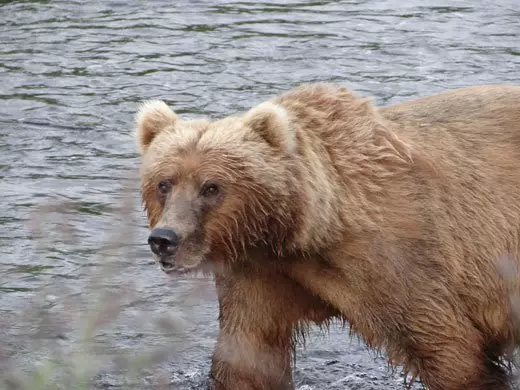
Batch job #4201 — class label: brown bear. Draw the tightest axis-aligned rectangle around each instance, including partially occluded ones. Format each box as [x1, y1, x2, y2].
[135, 83, 520, 390]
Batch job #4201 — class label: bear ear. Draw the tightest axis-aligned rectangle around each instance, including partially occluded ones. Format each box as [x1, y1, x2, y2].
[135, 100, 177, 154]
[243, 102, 295, 152]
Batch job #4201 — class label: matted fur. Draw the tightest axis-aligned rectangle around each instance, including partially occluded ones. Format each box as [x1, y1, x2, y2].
[136, 83, 520, 390]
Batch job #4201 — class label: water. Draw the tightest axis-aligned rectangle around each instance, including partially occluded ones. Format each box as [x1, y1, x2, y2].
[1, 0, 519, 388]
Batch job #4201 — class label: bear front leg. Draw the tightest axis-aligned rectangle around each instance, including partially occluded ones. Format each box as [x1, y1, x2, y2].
[209, 270, 299, 390]
[209, 331, 293, 390]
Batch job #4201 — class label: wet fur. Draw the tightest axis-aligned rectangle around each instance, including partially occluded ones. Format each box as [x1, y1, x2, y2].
[137, 83, 520, 390]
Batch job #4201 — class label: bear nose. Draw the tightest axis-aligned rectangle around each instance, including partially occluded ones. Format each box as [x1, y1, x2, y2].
[148, 228, 180, 257]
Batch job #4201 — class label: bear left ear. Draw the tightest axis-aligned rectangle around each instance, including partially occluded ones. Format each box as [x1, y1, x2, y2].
[243, 102, 295, 152]
[135, 100, 177, 155]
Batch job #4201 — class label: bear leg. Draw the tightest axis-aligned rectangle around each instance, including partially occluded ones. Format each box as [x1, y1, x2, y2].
[406, 323, 512, 390]
[209, 270, 297, 390]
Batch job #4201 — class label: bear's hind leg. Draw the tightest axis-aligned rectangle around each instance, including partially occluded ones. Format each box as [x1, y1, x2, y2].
[409, 329, 512, 390]
[473, 343, 512, 390]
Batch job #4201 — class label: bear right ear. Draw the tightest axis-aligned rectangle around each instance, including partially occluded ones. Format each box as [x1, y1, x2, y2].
[243, 102, 295, 153]
[135, 100, 177, 154]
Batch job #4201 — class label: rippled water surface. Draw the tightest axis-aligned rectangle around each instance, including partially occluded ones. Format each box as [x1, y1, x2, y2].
[1, 0, 519, 388]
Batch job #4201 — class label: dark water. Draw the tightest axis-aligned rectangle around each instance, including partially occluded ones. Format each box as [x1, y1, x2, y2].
[1, 0, 519, 388]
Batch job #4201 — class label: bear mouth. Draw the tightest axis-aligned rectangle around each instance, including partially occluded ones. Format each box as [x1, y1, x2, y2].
[155, 250, 209, 275]
[154, 256, 200, 274]
[158, 259, 196, 274]
[152, 240, 211, 275]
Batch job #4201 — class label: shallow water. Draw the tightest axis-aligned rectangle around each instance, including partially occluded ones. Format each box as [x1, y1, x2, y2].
[1, 0, 519, 388]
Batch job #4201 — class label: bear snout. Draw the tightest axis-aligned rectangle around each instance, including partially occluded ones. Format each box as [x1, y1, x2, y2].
[147, 227, 181, 258]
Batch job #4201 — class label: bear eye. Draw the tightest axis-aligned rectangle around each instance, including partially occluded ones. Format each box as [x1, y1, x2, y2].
[157, 180, 172, 196]
[201, 182, 219, 197]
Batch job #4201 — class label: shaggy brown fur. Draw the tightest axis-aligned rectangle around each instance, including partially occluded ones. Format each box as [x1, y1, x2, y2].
[136, 83, 520, 390]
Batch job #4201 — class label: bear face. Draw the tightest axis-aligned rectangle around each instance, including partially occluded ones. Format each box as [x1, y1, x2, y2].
[136, 99, 301, 274]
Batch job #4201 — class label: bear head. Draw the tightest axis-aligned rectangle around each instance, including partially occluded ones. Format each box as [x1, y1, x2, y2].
[136, 99, 301, 274]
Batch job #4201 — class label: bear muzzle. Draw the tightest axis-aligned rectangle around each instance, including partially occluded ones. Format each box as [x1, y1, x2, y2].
[147, 227, 208, 274]
[148, 227, 181, 258]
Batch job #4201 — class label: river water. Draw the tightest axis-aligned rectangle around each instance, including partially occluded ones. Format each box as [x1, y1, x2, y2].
[1, 0, 519, 389]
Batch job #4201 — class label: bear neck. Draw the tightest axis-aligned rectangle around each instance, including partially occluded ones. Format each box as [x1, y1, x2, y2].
[277, 88, 423, 254]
